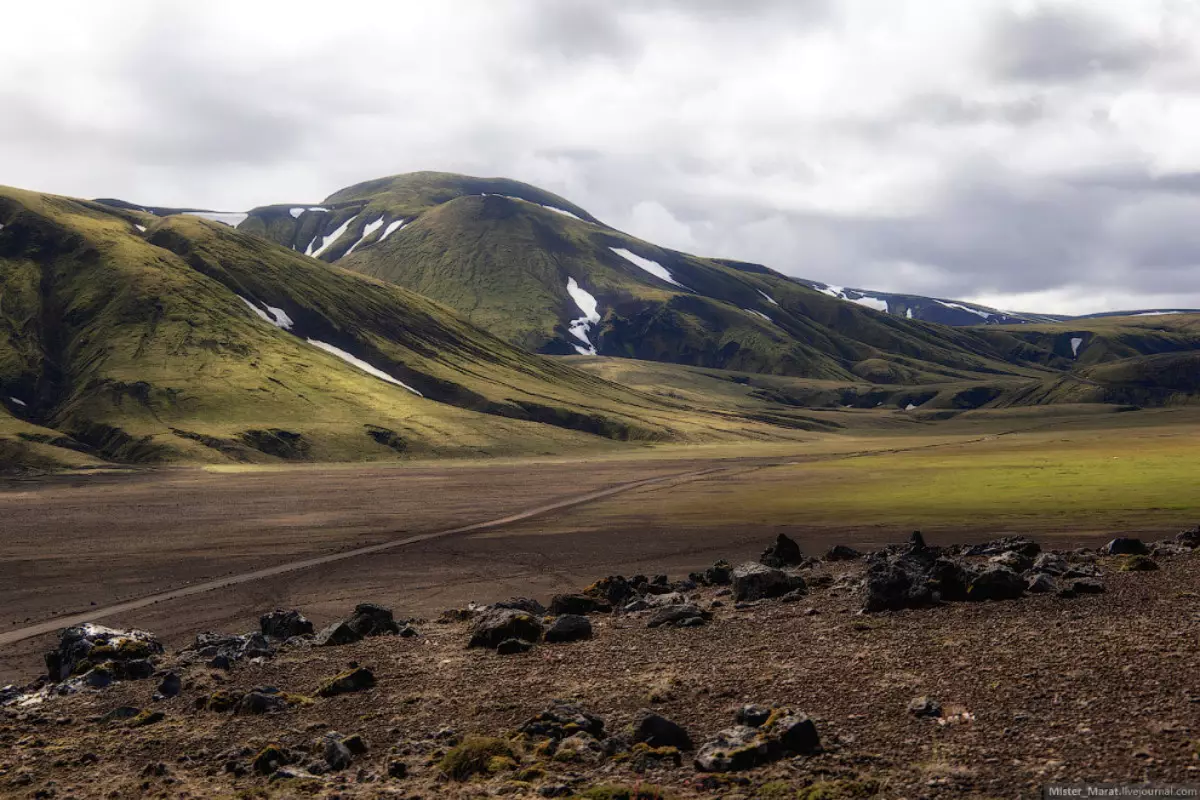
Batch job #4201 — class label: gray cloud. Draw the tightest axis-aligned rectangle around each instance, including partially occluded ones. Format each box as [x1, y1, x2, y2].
[1, 0, 1198, 314]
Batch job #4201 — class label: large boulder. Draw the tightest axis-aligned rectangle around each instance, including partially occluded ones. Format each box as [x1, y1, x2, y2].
[732, 562, 807, 602]
[260, 610, 314, 640]
[861, 546, 981, 612]
[824, 544, 863, 562]
[519, 701, 606, 741]
[583, 576, 634, 606]
[1030, 552, 1068, 575]
[317, 666, 375, 697]
[344, 604, 401, 638]
[1104, 537, 1149, 556]
[960, 537, 1040, 558]
[760, 534, 804, 568]
[967, 566, 1026, 602]
[45, 624, 164, 683]
[313, 622, 361, 647]
[181, 632, 274, 664]
[467, 608, 544, 649]
[646, 604, 711, 628]
[633, 711, 693, 751]
[1174, 525, 1200, 549]
[544, 615, 592, 644]
[548, 594, 612, 616]
[694, 709, 819, 772]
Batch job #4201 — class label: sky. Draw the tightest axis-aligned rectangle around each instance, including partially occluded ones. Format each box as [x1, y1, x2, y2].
[2, 0, 1199, 315]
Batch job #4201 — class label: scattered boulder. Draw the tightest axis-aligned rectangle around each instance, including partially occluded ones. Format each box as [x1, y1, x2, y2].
[317, 666, 375, 698]
[234, 689, 289, 715]
[180, 631, 272, 664]
[988, 550, 1033, 573]
[907, 696, 942, 718]
[252, 744, 291, 776]
[1174, 525, 1200, 549]
[467, 608, 544, 650]
[492, 597, 547, 615]
[314, 622, 361, 647]
[760, 534, 804, 568]
[156, 672, 181, 698]
[633, 711, 693, 751]
[1104, 537, 1149, 556]
[824, 544, 863, 562]
[553, 732, 606, 765]
[732, 562, 807, 602]
[690, 560, 733, 587]
[967, 566, 1026, 602]
[647, 604, 711, 629]
[960, 537, 1040, 558]
[204, 690, 243, 712]
[1026, 573, 1057, 594]
[548, 594, 612, 616]
[496, 638, 534, 655]
[128, 709, 165, 727]
[694, 709, 819, 772]
[260, 610, 313, 640]
[345, 604, 402, 638]
[584, 576, 634, 606]
[519, 701, 606, 741]
[1058, 577, 1105, 598]
[45, 624, 164, 683]
[544, 615, 592, 644]
[323, 733, 354, 771]
[735, 704, 773, 728]
[1031, 552, 1068, 576]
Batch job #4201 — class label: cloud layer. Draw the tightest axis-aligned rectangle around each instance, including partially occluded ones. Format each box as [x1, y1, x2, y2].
[2, 0, 1198, 314]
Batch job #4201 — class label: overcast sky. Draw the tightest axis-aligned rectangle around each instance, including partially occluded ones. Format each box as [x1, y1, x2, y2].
[3, 1, 1199, 314]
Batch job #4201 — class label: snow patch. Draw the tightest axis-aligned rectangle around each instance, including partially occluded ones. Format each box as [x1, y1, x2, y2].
[757, 290, 778, 306]
[289, 207, 329, 218]
[1130, 310, 1184, 317]
[565, 277, 601, 355]
[609, 247, 686, 288]
[182, 211, 248, 228]
[238, 296, 292, 330]
[1070, 337, 1084, 357]
[816, 284, 888, 312]
[305, 340, 422, 396]
[135, 224, 146, 233]
[744, 309, 773, 323]
[8, 397, 26, 407]
[937, 300, 993, 320]
[379, 219, 407, 241]
[307, 214, 358, 258]
[345, 216, 385, 255]
[906, 308, 913, 319]
[905, 403, 918, 411]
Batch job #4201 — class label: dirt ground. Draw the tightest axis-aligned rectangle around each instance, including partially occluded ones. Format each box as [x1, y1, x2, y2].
[1, 547, 1198, 799]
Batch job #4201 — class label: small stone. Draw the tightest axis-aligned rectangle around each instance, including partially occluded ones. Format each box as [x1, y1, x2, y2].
[908, 696, 943, 718]
[544, 615, 592, 644]
[1104, 537, 1149, 556]
[387, 760, 408, 779]
[317, 667, 375, 697]
[324, 736, 354, 771]
[735, 704, 773, 728]
[633, 710, 693, 751]
[496, 638, 534, 655]
[156, 672, 181, 698]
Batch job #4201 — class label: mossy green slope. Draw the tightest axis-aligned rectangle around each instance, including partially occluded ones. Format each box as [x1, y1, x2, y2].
[240, 172, 1076, 383]
[0, 185, 812, 468]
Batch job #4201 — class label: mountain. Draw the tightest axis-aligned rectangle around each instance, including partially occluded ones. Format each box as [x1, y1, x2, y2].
[172, 171, 1112, 385]
[4, 185, 839, 471]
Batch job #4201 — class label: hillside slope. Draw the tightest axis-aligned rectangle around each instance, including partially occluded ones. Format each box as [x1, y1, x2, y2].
[230, 172, 1090, 383]
[1, 185, 819, 469]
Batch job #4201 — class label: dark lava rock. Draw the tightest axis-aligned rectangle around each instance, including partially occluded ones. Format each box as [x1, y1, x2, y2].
[156, 672, 181, 698]
[182, 631, 273, 663]
[519, 701, 606, 741]
[467, 608, 544, 649]
[492, 597, 547, 615]
[824, 544, 863, 561]
[45, 624, 164, 683]
[342, 734, 368, 755]
[862, 545, 985, 611]
[387, 760, 408, 779]
[317, 667, 375, 697]
[646, 604, 712, 629]
[324, 734, 354, 771]
[1104, 537, 1149, 556]
[735, 704, 773, 728]
[345, 604, 401, 638]
[544, 615, 593, 644]
[1058, 577, 1106, 598]
[1031, 552, 1068, 575]
[694, 710, 819, 772]
[633, 711, 693, 751]
[235, 690, 288, 715]
[1175, 525, 1200, 549]
[584, 576, 634, 606]
[398, 624, 419, 638]
[967, 566, 1026, 602]
[496, 638, 534, 655]
[1120, 554, 1159, 572]
[989, 550, 1034, 573]
[907, 696, 942, 718]
[253, 745, 291, 775]
[548, 594, 612, 616]
[960, 536, 1041, 558]
[732, 562, 807, 601]
[260, 610, 314, 640]
[690, 560, 734, 587]
[760, 533, 804, 568]
[100, 706, 142, 723]
[1026, 573, 1057, 594]
[314, 621, 361, 647]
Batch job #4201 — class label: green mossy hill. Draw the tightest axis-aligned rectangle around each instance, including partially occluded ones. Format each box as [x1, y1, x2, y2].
[2, 184, 793, 469]
[240, 173, 1091, 383]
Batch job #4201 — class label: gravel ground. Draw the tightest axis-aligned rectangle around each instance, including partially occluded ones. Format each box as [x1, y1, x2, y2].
[2, 542, 1198, 799]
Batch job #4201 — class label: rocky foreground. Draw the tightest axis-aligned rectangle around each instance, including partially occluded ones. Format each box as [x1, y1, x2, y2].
[2, 529, 1200, 799]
